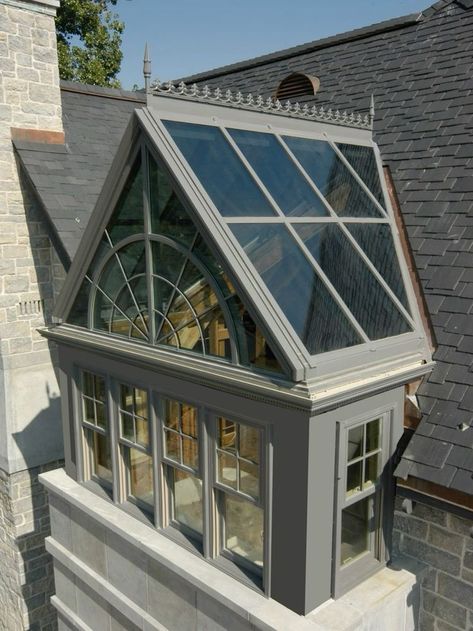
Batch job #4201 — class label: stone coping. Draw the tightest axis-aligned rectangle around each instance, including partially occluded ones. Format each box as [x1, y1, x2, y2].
[40, 468, 419, 631]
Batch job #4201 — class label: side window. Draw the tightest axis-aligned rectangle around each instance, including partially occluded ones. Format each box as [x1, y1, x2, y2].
[80, 370, 112, 489]
[335, 413, 388, 595]
[162, 399, 203, 540]
[215, 417, 264, 576]
[118, 384, 154, 515]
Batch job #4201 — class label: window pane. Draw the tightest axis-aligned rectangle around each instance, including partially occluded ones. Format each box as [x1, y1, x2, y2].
[231, 223, 362, 354]
[294, 223, 411, 340]
[94, 375, 106, 402]
[164, 400, 179, 430]
[178, 261, 219, 317]
[91, 430, 112, 484]
[337, 143, 384, 205]
[217, 451, 237, 490]
[181, 405, 197, 438]
[83, 372, 95, 398]
[121, 384, 133, 414]
[239, 460, 259, 500]
[228, 129, 328, 217]
[172, 468, 203, 535]
[218, 418, 236, 452]
[346, 461, 362, 497]
[364, 454, 379, 489]
[95, 402, 106, 430]
[134, 389, 148, 419]
[348, 425, 364, 461]
[149, 153, 197, 247]
[182, 436, 199, 470]
[283, 136, 383, 218]
[366, 419, 381, 453]
[239, 425, 260, 464]
[128, 448, 153, 509]
[163, 121, 276, 217]
[151, 241, 187, 287]
[200, 306, 232, 360]
[83, 397, 95, 424]
[106, 156, 144, 245]
[346, 224, 410, 312]
[341, 497, 370, 565]
[136, 417, 149, 448]
[224, 494, 263, 568]
[165, 430, 180, 463]
[121, 413, 134, 442]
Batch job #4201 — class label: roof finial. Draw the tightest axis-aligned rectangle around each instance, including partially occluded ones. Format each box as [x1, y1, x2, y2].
[369, 94, 375, 129]
[143, 43, 151, 94]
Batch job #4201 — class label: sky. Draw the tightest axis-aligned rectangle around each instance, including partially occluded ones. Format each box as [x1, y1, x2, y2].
[115, 0, 430, 90]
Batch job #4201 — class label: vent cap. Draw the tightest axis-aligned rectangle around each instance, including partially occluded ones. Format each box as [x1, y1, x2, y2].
[275, 72, 320, 100]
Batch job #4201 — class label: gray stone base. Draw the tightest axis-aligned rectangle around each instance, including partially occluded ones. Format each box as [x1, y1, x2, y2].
[393, 494, 473, 631]
[0, 461, 63, 630]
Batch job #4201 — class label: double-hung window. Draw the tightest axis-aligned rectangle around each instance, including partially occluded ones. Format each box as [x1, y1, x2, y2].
[161, 399, 203, 540]
[215, 417, 264, 574]
[118, 384, 154, 514]
[335, 413, 389, 594]
[80, 370, 112, 490]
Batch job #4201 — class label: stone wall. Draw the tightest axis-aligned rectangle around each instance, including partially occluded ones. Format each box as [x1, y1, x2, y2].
[1, 460, 63, 631]
[394, 495, 473, 631]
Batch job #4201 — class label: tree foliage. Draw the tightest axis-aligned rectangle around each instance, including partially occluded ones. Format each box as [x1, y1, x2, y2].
[56, 0, 125, 87]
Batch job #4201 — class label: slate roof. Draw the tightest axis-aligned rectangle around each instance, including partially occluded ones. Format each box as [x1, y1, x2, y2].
[179, 0, 473, 494]
[14, 81, 145, 264]
[14, 0, 473, 494]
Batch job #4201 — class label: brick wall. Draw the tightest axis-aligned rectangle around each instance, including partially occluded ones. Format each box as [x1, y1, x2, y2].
[394, 496, 473, 631]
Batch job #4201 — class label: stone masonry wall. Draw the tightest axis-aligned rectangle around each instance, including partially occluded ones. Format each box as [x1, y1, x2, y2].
[1, 461, 63, 631]
[394, 496, 473, 631]
[0, 1, 65, 629]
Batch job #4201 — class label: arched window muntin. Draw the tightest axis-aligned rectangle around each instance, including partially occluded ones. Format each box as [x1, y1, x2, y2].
[88, 231, 241, 364]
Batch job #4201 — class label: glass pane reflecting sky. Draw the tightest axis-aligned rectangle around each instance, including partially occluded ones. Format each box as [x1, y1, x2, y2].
[283, 136, 383, 218]
[228, 129, 328, 217]
[164, 121, 276, 217]
[231, 223, 362, 354]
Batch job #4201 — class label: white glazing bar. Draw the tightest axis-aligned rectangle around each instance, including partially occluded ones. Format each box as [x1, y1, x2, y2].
[285, 223, 370, 343]
[324, 135, 389, 219]
[90, 279, 148, 340]
[223, 216, 390, 224]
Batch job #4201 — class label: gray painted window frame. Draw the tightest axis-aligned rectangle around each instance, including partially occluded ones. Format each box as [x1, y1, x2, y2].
[73, 360, 270, 592]
[333, 406, 392, 597]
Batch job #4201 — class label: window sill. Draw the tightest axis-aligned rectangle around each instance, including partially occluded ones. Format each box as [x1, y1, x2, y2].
[308, 558, 421, 631]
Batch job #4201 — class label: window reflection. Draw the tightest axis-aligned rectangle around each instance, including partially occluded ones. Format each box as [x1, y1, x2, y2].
[341, 497, 370, 565]
[172, 468, 203, 535]
[224, 495, 263, 568]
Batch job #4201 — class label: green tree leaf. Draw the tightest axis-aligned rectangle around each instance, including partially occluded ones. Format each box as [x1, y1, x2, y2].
[56, 0, 125, 87]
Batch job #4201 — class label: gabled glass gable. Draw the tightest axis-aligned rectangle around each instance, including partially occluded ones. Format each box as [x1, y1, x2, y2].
[163, 119, 414, 356]
[67, 149, 284, 375]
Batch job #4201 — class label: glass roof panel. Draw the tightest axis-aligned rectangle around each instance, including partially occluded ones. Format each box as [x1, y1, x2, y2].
[228, 129, 329, 217]
[282, 136, 383, 218]
[337, 144, 384, 205]
[294, 224, 411, 339]
[149, 154, 197, 246]
[346, 224, 410, 312]
[107, 156, 144, 245]
[230, 223, 363, 354]
[163, 121, 277, 217]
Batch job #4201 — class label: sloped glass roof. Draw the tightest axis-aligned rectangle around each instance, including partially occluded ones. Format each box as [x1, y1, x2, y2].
[162, 117, 414, 357]
[58, 93, 430, 383]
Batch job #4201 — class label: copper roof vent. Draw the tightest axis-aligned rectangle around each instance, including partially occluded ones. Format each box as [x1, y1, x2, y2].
[275, 72, 320, 100]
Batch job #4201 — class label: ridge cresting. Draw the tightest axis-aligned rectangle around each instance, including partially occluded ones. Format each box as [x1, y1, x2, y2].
[151, 81, 371, 130]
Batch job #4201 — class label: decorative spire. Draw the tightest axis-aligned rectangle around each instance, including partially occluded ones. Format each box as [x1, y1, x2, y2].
[143, 43, 151, 94]
[370, 94, 375, 129]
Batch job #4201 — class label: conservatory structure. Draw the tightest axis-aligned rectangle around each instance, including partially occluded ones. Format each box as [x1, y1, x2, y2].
[40, 86, 433, 629]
